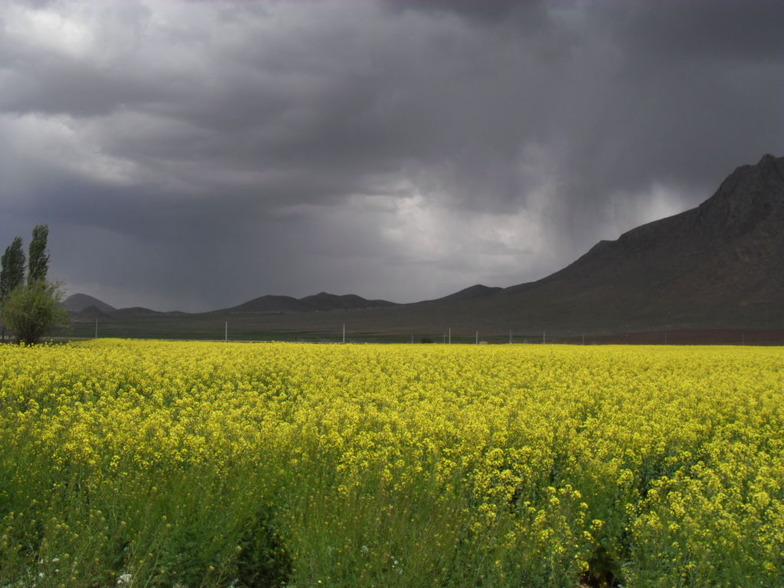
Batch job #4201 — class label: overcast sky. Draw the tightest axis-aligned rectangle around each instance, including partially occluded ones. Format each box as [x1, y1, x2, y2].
[1, 0, 783, 311]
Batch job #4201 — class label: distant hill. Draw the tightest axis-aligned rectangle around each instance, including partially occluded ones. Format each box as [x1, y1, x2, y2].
[64, 290, 398, 319]
[62, 293, 116, 314]
[299, 292, 397, 311]
[431, 284, 504, 303]
[221, 292, 398, 314]
[63, 294, 160, 319]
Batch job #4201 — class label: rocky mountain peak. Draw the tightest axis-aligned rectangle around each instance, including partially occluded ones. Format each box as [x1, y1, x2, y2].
[696, 153, 784, 238]
[710, 153, 783, 201]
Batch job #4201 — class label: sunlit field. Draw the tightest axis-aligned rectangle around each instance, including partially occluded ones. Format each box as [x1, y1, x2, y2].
[0, 340, 782, 587]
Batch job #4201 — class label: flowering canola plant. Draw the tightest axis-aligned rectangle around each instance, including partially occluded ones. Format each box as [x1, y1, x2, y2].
[0, 340, 782, 586]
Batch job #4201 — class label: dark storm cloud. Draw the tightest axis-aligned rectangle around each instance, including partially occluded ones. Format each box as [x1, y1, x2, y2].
[620, 1, 784, 64]
[0, 0, 782, 311]
[384, 0, 551, 29]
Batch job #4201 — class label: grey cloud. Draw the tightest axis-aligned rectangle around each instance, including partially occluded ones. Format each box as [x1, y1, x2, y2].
[1, 0, 783, 310]
[617, 1, 784, 66]
[383, 0, 550, 29]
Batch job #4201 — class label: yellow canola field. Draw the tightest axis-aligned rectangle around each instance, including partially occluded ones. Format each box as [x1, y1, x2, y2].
[0, 340, 782, 587]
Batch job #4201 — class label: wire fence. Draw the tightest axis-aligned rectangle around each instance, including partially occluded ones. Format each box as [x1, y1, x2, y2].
[56, 320, 784, 346]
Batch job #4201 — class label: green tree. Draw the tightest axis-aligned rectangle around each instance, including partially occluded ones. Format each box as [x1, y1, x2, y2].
[28, 224, 49, 284]
[0, 225, 68, 344]
[0, 237, 26, 302]
[0, 237, 26, 342]
[1, 281, 68, 344]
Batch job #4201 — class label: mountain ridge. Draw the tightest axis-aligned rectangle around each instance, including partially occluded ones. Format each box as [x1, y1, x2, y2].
[64, 154, 784, 335]
[492, 153, 784, 329]
[64, 291, 399, 316]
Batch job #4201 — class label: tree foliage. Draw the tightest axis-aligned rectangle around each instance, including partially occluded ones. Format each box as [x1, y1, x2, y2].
[28, 224, 50, 285]
[1, 281, 69, 344]
[0, 225, 68, 344]
[0, 237, 26, 303]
